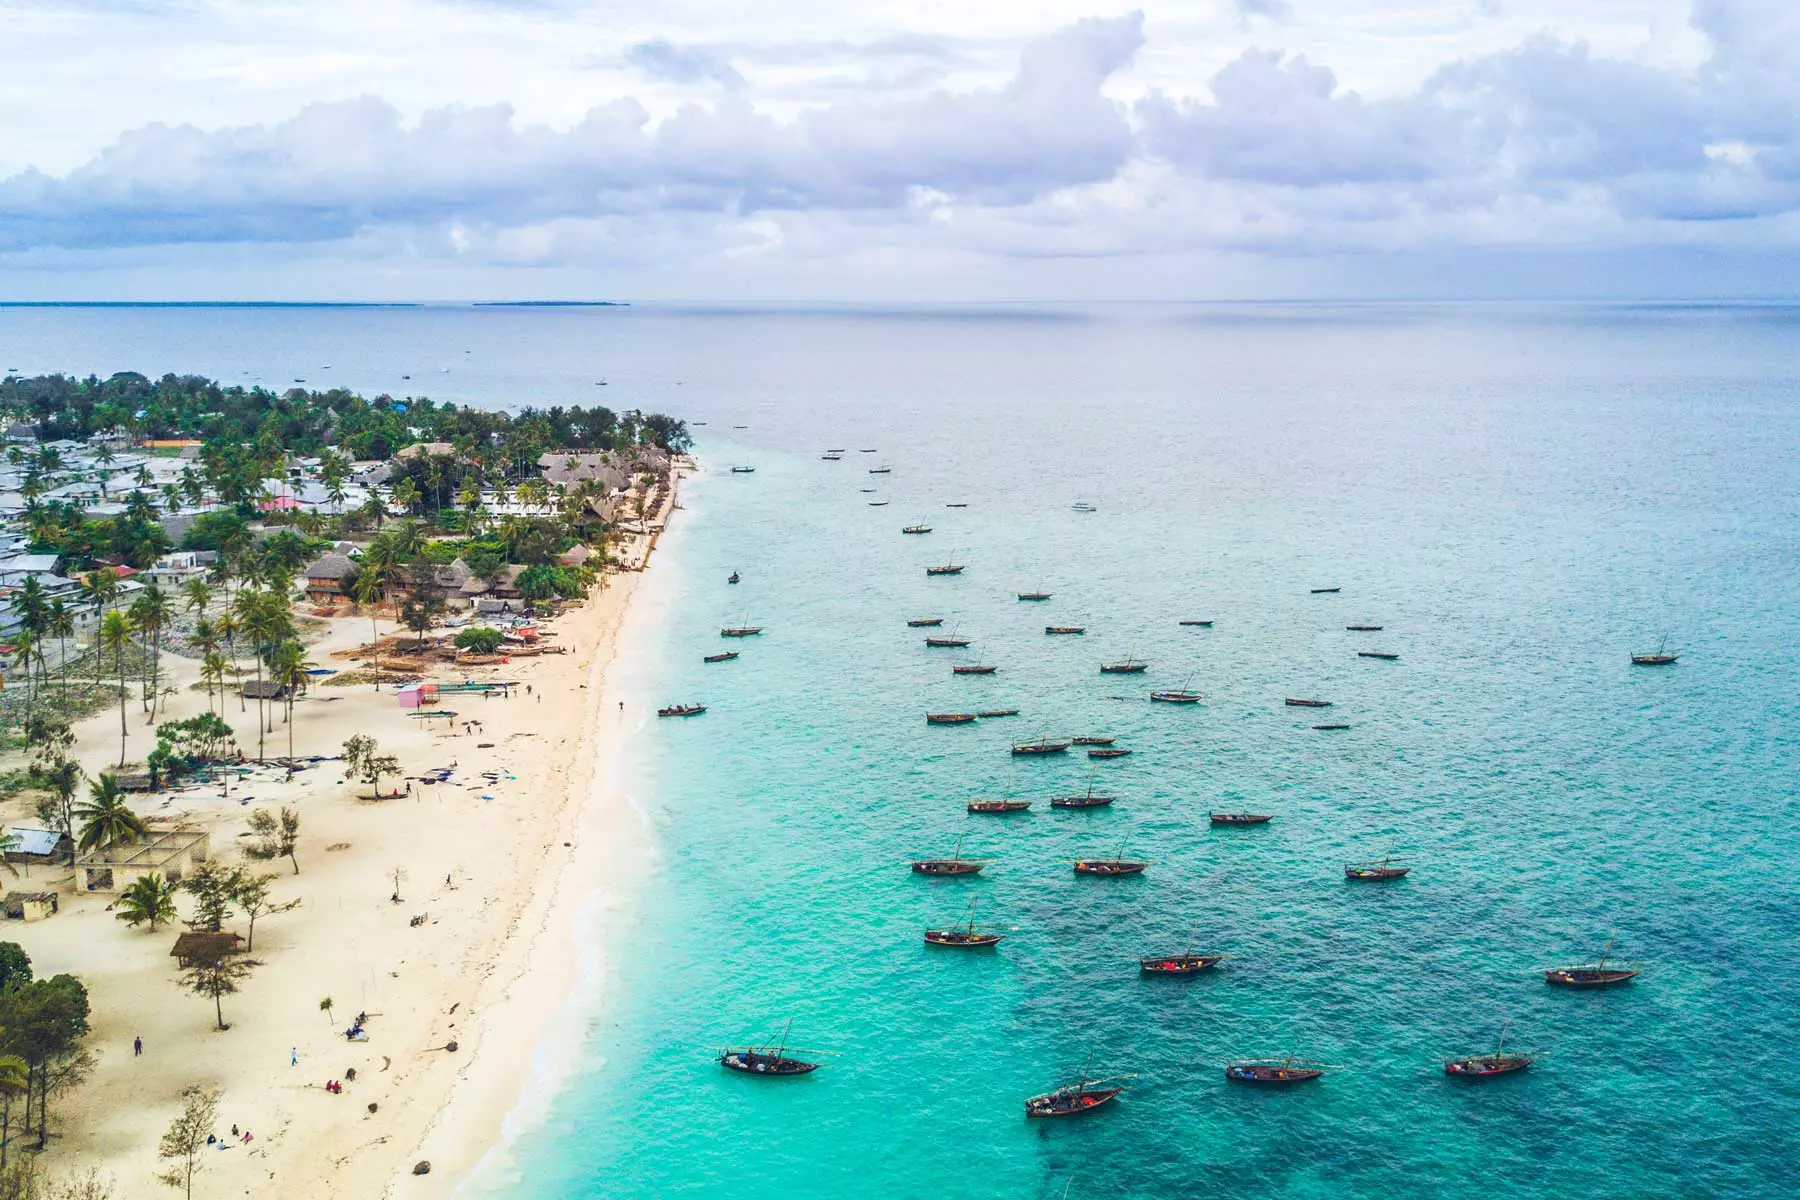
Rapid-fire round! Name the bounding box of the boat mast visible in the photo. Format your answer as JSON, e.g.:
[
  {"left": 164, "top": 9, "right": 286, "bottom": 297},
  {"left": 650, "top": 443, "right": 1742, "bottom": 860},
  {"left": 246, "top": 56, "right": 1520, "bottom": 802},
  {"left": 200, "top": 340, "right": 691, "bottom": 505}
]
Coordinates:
[
  {"left": 1598, "top": 935, "right": 1614, "bottom": 972},
  {"left": 775, "top": 1017, "right": 793, "bottom": 1061},
  {"left": 1495, "top": 1018, "right": 1511, "bottom": 1060}
]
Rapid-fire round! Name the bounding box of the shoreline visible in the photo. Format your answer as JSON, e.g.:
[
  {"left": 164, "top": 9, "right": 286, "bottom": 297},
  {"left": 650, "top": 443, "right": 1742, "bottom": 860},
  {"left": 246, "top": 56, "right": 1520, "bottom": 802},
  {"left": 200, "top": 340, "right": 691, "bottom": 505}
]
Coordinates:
[{"left": 15, "top": 466, "right": 688, "bottom": 1196}]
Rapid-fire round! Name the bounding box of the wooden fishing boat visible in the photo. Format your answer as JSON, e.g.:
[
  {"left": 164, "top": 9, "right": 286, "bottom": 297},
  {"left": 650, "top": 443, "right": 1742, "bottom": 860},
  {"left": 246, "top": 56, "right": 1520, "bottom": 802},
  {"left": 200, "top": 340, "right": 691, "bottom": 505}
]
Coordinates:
[
  {"left": 1346, "top": 624, "right": 1382, "bottom": 631},
  {"left": 907, "top": 618, "right": 945, "bottom": 627},
  {"left": 1018, "top": 591, "right": 1052, "bottom": 601},
  {"left": 1444, "top": 1022, "right": 1536, "bottom": 1078},
  {"left": 859, "top": 448, "right": 878, "bottom": 453},
  {"left": 859, "top": 488, "right": 876, "bottom": 493},
  {"left": 924, "top": 900, "right": 1004, "bottom": 947},
  {"left": 1012, "top": 738, "right": 1070, "bottom": 755},
  {"left": 1209, "top": 812, "right": 1271, "bottom": 825},
  {"left": 1100, "top": 658, "right": 1147, "bottom": 674},
  {"left": 820, "top": 453, "right": 842, "bottom": 461},
  {"left": 953, "top": 664, "right": 997, "bottom": 675},
  {"left": 1051, "top": 784, "right": 1116, "bottom": 809},
  {"left": 977, "top": 709, "right": 1020, "bottom": 718},
  {"left": 1140, "top": 953, "right": 1226, "bottom": 975},
  {"left": 1310, "top": 587, "right": 1340, "bottom": 594},
  {"left": 1045, "top": 626, "right": 1085, "bottom": 635},
  {"left": 1225, "top": 1057, "right": 1326, "bottom": 1084},
  {"left": 868, "top": 500, "right": 890, "bottom": 507},
  {"left": 1141, "top": 938, "right": 1226, "bottom": 975},
  {"left": 967, "top": 798, "right": 1031, "bottom": 814},
  {"left": 868, "top": 466, "right": 891, "bottom": 474},
  {"left": 1024, "top": 1051, "right": 1123, "bottom": 1117},
  {"left": 1286, "top": 698, "right": 1330, "bottom": 708},
  {"left": 1149, "top": 690, "right": 1200, "bottom": 703},
  {"left": 1631, "top": 652, "right": 1679, "bottom": 665},
  {"left": 925, "top": 635, "right": 972, "bottom": 648},
  {"left": 825, "top": 449, "right": 845, "bottom": 453},
  {"left": 926, "top": 563, "right": 965, "bottom": 576},
  {"left": 1545, "top": 938, "right": 1640, "bottom": 988},
  {"left": 1358, "top": 651, "right": 1400, "bottom": 660},
  {"left": 721, "top": 626, "right": 763, "bottom": 637},
  {"left": 1072, "top": 845, "right": 1147, "bottom": 875},
  {"left": 727, "top": 571, "right": 740, "bottom": 584},
  {"left": 1178, "top": 620, "right": 1214, "bottom": 627},
  {"left": 926, "top": 713, "right": 977, "bottom": 725},
  {"left": 902, "top": 524, "right": 931, "bottom": 534},
  {"left": 911, "top": 837, "right": 990, "bottom": 876},
  {"left": 945, "top": 502, "right": 968, "bottom": 508},
  {"left": 657, "top": 704, "right": 707, "bottom": 718},
  {"left": 703, "top": 652, "right": 739, "bottom": 664},
  {"left": 1314, "top": 723, "right": 1351, "bottom": 730},
  {"left": 1070, "top": 736, "right": 1114, "bottom": 746},
  {"left": 1345, "top": 858, "right": 1409, "bottom": 881},
  {"left": 1070, "top": 501, "right": 1097, "bottom": 513},
  {"left": 719, "top": 1022, "right": 819, "bottom": 1077},
  {"left": 730, "top": 466, "right": 756, "bottom": 474},
  {"left": 1088, "top": 747, "right": 1132, "bottom": 759},
  {"left": 1024, "top": 1082, "right": 1122, "bottom": 1118}
]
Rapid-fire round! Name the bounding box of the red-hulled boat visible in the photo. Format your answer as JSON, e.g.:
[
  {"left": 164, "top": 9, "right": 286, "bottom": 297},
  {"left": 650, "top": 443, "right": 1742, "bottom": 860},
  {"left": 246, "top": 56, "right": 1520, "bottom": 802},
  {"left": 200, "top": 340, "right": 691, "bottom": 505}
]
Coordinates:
[{"left": 1024, "top": 1053, "right": 1127, "bottom": 1118}]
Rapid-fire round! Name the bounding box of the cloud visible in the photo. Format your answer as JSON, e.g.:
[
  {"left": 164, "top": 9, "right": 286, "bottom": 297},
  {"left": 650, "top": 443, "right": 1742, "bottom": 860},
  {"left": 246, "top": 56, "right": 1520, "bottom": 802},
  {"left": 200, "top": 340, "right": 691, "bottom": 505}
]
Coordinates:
[
  {"left": 623, "top": 40, "right": 746, "bottom": 89},
  {"left": 3, "top": 3, "right": 1800, "bottom": 296},
  {"left": 1233, "top": 0, "right": 1294, "bottom": 21}
]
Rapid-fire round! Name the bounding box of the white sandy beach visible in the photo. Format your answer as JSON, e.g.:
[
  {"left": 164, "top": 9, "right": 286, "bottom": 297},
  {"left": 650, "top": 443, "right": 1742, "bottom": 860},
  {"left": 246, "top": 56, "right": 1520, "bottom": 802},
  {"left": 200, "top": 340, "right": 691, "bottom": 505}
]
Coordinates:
[{"left": 5, "top": 477, "right": 682, "bottom": 1197}]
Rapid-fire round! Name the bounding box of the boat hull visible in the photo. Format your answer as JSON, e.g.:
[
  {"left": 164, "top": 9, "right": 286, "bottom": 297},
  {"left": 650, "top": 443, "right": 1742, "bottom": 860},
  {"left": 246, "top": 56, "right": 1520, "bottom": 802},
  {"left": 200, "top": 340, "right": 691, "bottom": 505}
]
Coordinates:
[
  {"left": 1226, "top": 1065, "right": 1322, "bottom": 1084},
  {"left": 1073, "top": 861, "right": 1146, "bottom": 876},
  {"left": 968, "top": 801, "right": 1031, "bottom": 814},
  {"left": 1210, "top": 813, "right": 1272, "bottom": 825},
  {"left": 1024, "top": 1087, "right": 1121, "bottom": 1117},
  {"left": 1444, "top": 1056, "right": 1532, "bottom": 1077},
  {"left": 1544, "top": 969, "right": 1639, "bottom": 987},
  {"left": 1140, "top": 955, "right": 1224, "bottom": 975},
  {"left": 720, "top": 1053, "right": 818, "bottom": 1076},
  {"left": 924, "top": 931, "right": 1002, "bottom": 947},
  {"left": 911, "top": 861, "right": 984, "bottom": 875}
]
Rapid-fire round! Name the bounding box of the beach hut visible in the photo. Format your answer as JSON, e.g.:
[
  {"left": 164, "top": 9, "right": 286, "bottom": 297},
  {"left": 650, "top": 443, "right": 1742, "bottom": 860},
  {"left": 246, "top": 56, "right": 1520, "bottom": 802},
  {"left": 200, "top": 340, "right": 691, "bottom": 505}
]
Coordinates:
[
  {"left": 2, "top": 892, "right": 57, "bottom": 922},
  {"left": 170, "top": 931, "right": 245, "bottom": 968},
  {"left": 395, "top": 687, "right": 423, "bottom": 709}
]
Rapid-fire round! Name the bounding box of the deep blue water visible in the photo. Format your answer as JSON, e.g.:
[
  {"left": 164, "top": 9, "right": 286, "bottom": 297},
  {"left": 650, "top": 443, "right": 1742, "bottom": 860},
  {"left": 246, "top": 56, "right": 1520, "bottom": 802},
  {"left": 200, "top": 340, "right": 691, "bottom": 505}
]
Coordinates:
[{"left": 4, "top": 303, "right": 1797, "bottom": 1198}]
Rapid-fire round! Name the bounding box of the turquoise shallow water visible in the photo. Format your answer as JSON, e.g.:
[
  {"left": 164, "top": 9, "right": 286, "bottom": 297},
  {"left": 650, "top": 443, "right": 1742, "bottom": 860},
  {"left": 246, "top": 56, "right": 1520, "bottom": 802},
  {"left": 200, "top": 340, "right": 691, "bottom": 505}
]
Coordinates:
[
  {"left": 2, "top": 302, "right": 1795, "bottom": 1198},
  {"left": 489, "top": 306, "right": 1798, "bottom": 1199}
]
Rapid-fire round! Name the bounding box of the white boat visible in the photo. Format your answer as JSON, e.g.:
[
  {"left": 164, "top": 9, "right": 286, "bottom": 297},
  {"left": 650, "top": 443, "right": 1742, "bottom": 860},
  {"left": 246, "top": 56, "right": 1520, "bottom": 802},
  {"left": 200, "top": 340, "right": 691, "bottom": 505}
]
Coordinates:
[{"left": 1071, "top": 501, "right": 1097, "bottom": 513}]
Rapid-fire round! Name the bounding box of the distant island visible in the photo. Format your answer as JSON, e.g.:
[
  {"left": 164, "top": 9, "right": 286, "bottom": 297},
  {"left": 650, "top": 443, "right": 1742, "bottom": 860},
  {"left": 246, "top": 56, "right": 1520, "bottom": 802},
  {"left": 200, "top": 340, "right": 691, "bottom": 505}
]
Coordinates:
[{"left": 470, "top": 301, "right": 630, "bottom": 308}]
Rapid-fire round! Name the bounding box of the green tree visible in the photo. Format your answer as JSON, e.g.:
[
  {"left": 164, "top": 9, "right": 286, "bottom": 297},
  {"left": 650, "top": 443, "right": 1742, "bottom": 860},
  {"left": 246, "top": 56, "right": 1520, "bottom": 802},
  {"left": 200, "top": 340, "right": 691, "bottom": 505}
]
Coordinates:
[
  {"left": 155, "top": 1085, "right": 220, "bottom": 1197},
  {"left": 229, "top": 872, "right": 297, "bottom": 953},
  {"left": 179, "top": 863, "right": 237, "bottom": 933},
  {"left": 351, "top": 567, "right": 387, "bottom": 692},
  {"left": 128, "top": 583, "right": 175, "bottom": 721},
  {"left": 0, "top": 973, "right": 91, "bottom": 1149},
  {"left": 244, "top": 807, "right": 301, "bottom": 875},
  {"left": 178, "top": 955, "right": 257, "bottom": 1032},
  {"left": 27, "top": 759, "right": 81, "bottom": 865},
  {"left": 113, "top": 875, "right": 179, "bottom": 932},
  {"left": 268, "top": 639, "right": 312, "bottom": 760},
  {"left": 0, "top": 1053, "right": 26, "bottom": 1168},
  {"left": 97, "top": 610, "right": 132, "bottom": 766},
  {"left": 0, "top": 946, "right": 30, "bottom": 994},
  {"left": 74, "top": 775, "right": 144, "bottom": 854},
  {"left": 453, "top": 626, "right": 505, "bottom": 655},
  {"left": 181, "top": 577, "right": 212, "bottom": 622}
]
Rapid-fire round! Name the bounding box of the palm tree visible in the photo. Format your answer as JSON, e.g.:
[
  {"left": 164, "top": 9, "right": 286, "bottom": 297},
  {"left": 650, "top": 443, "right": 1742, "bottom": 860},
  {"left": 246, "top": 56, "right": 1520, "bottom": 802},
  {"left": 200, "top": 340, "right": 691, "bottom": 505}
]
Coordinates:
[
  {"left": 269, "top": 639, "right": 313, "bottom": 760},
  {"left": 75, "top": 773, "right": 145, "bottom": 852},
  {"left": 47, "top": 598, "right": 73, "bottom": 701},
  {"left": 36, "top": 757, "right": 81, "bottom": 864},
  {"left": 234, "top": 589, "right": 291, "bottom": 758},
  {"left": 114, "top": 873, "right": 179, "bottom": 931},
  {"left": 389, "top": 476, "right": 421, "bottom": 517},
  {"left": 98, "top": 611, "right": 133, "bottom": 765},
  {"left": 201, "top": 651, "right": 230, "bottom": 715},
  {"left": 214, "top": 608, "right": 245, "bottom": 713},
  {"left": 129, "top": 584, "right": 175, "bottom": 720},
  {"left": 183, "top": 577, "right": 213, "bottom": 622},
  {"left": 351, "top": 568, "right": 387, "bottom": 691}
]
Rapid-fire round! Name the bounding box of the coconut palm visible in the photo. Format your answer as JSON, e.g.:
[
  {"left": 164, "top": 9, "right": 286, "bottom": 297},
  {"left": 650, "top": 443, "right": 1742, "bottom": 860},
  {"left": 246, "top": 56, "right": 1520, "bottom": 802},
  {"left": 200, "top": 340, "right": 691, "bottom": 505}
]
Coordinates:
[
  {"left": 129, "top": 583, "right": 175, "bottom": 720},
  {"left": 98, "top": 610, "right": 133, "bottom": 765},
  {"left": 182, "top": 577, "right": 213, "bottom": 622},
  {"left": 76, "top": 773, "right": 145, "bottom": 852},
  {"left": 269, "top": 639, "right": 314, "bottom": 760},
  {"left": 201, "top": 651, "right": 230, "bottom": 715},
  {"left": 47, "top": 598, "right": 74, "bottom": 700},
  {"left": 114, "top": 873, "right": 179, "bottom": 931},
  {"left": 351, "top": 567, "right": 387, "bottom": 692}
]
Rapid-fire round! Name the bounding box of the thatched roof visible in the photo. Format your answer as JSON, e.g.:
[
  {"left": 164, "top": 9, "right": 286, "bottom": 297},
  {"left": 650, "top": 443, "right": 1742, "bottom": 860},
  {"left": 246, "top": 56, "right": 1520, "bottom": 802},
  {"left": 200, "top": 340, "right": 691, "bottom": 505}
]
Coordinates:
[
  {"left": 304, "top": 553, "right": 356, "bottom": 581},
  {"left": 240, "top": 680, "right": 287, "bottom": 699},
  {"left": 170, "top": 931, "right": 244, "bottom": 966}
]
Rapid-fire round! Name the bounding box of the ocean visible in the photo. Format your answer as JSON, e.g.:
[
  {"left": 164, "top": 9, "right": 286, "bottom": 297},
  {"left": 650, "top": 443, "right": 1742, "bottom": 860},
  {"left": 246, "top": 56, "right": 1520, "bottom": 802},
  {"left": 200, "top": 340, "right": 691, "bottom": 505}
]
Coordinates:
[{"left": 5, "top": 302, "right": 1797, "bottom": 1198}]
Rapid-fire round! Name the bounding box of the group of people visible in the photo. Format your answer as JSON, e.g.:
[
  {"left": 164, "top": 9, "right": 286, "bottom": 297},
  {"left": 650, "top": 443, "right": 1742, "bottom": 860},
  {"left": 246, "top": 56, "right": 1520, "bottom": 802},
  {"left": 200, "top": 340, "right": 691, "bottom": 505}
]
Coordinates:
[{"left": 207, "top": 1126, "right": 252, "bottom": 1149}]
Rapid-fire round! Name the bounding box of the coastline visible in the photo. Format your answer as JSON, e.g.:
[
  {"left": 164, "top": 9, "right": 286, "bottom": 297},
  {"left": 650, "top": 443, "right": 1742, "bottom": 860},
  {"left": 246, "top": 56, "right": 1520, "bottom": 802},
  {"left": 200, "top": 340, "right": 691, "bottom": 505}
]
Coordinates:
[{"left": 17, "top": 467, "right": 686, "bottom": 1196}]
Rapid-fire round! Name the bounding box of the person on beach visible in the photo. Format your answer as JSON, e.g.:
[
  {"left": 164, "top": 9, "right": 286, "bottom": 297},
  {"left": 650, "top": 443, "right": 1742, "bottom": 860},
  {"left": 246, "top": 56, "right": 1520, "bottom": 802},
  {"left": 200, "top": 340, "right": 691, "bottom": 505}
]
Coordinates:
[{"left": 134, "top": 1035, "right": 142, "bottom": 1056}]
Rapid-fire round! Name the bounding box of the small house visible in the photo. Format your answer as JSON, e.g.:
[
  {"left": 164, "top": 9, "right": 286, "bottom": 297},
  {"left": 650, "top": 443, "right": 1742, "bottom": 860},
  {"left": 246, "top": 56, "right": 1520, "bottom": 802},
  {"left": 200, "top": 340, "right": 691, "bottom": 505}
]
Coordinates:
[
  {"left": 302, "top": 553, "right": 357, "bottom": 604},
  {"left": 2, "top": 893, "right": 57, "bottom": 922},
  {"left": 240, "top": 679, "right": 287, "bottom": 701},
  {"left": 4, "top": 827, "right": 72, "bottom": 866},
  {"left": 74, "top": 824, "right": 209, "bottom": 892}
]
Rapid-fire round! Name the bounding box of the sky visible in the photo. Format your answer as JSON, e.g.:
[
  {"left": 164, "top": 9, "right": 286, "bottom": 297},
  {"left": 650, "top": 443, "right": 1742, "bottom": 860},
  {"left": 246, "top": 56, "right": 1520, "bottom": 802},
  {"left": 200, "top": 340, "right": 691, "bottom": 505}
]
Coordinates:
[{"left": 0, "top": 0, "right": 1797, "bottom": 301}]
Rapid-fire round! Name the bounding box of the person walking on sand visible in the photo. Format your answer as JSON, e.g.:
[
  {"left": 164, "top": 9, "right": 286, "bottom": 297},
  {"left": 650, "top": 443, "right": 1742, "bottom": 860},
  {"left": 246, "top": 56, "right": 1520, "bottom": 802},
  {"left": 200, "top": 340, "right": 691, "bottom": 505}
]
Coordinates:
[
  {"left": 134, "top": 1035, "right": 142, "bottom": 1056},
  {"left": 291, "top": 1047, "right": 298, "bottom": 1067}
]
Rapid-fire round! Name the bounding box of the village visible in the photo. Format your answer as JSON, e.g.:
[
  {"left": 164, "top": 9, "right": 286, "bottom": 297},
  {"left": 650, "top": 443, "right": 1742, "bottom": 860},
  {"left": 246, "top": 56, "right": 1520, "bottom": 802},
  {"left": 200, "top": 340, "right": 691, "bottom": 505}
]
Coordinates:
[{"left": 0, "top": 372, "right": 685, "bottom": 1198}]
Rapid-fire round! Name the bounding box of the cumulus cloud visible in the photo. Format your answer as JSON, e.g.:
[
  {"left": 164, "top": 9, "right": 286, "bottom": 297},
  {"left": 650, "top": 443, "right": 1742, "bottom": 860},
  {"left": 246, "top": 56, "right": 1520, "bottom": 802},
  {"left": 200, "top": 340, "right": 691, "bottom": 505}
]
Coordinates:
[{"left": 2, "top": 1, "right": 1800, "bottom": 293}]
